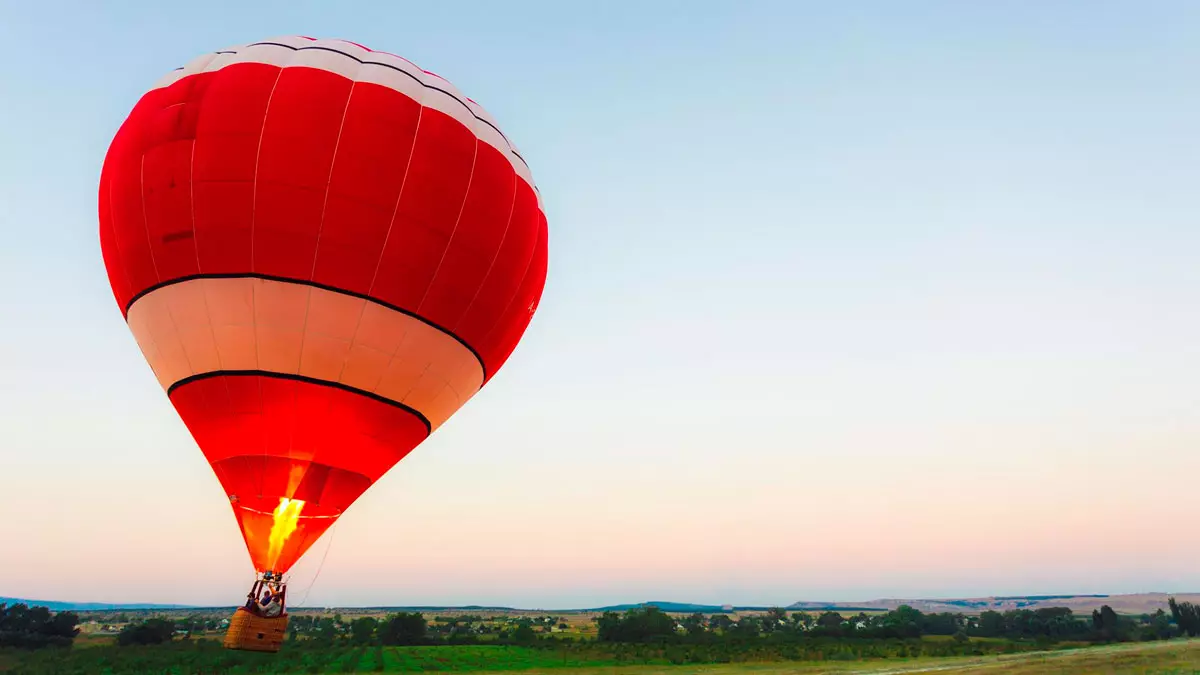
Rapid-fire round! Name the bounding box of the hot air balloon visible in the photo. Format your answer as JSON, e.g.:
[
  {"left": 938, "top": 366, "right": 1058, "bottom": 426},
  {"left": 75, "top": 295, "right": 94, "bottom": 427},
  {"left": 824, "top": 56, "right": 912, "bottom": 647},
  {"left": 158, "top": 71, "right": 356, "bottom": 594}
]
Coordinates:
[{"left": 98, "top": 36, "right": 547, "bottom": 651}]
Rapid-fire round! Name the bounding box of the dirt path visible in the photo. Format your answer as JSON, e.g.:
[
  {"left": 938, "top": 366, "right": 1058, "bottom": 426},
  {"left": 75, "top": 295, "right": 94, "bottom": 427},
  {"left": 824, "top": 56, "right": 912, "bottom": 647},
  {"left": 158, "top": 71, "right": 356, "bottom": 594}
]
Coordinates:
[{"left": 840, "top": 639, "right": 1191, "bottom": 674}]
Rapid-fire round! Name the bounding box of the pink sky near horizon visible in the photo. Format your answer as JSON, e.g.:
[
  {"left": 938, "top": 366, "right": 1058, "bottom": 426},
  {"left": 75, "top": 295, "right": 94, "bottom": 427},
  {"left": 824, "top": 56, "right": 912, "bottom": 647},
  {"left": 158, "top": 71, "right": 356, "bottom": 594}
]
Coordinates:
[{"left": 5, "top": 385, "right": 1198, "bottom": 607}]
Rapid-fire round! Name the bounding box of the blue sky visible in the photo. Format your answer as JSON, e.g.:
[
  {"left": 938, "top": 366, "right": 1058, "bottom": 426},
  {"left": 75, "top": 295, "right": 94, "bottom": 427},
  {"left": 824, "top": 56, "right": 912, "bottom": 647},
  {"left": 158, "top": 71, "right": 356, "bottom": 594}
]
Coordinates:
[{"left": 2, "top": 1, "right": 1199, "bottom": 608}]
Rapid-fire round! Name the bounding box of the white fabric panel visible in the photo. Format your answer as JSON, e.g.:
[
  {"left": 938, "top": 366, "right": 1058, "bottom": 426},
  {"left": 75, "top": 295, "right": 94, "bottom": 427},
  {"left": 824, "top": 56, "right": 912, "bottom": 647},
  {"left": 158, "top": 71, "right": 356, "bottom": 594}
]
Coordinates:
[
  {"left": 142, "top": 36, "right": 539, "bottom": 198},
  {"left": 127, "top": 277, "right": 485, "bottom": 430}
]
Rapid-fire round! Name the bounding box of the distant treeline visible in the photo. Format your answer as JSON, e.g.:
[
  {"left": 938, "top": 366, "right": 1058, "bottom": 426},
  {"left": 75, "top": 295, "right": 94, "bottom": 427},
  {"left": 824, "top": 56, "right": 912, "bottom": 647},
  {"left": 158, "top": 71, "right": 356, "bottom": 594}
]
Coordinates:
[
  {"left": 285, "top": 612, "right": 546, "bottom": 646},
  {"left": 10, "top": 596, "right": 1200, "bottom": 655},
  {"left": 276, "top": 601, "right": 1200, "bottom": 648},
  {"left": 594, "top": 602, "right": 1194, "bottom": 645}
]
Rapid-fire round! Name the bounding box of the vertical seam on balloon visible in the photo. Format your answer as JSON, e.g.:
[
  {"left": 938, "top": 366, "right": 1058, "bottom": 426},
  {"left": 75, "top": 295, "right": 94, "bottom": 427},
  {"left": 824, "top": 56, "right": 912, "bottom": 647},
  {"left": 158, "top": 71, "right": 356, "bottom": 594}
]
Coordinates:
[
  {"left": 369, "top": 308, "right": 418, "bottom": 404},
  {"left": 396, "top": 362, "right": 435, "bottom": 421},
  {"left": 444, "top": 359, "right": 475, "bottom": 409},
  {"left": 251, "top": 281, "right": 267, "bottom": 503},
  {"left": 105, "top": 180, "right": 136, "bottom": 316},
  {"left": 255, "top": 382, "right": 267, "bottom": 504},
  {"left": 487, "top": 264, "right": 543, "bottom": 376},
  {"left": 366, "top": 312, "right": 413, "bottom": 398},
  {"left": 161, "top": 285, "right": 198, "bottom": 383},
  {"left": 192, "top": 69, "right": 235, "bottom": 410},
  {"left": 299, "top": 75, "right": 358, "bottom": 390},
  {"left": 367, "top": 106, "right": 424, "bottom": 297},
  {"left": 308, "top": 77, "right": 359, "bottom": 281},
  {"left": 317, "top": 365, "right": 341, "bottom": 486},
  {"left": 187, "top": 138, "right": 202, "bottom": 276},
  {"left": 402, "top": 136, "right": 481, "bottom": 420},
  {"left": 450, "top": 174, "right": 520, "bottom": 335},
  {"left": 413, "top": 137, "right": 480, "bottom": 315},
  {"left": 140, "top": 150, "right": 198, "bottom": 388},
  {"left": 130, "top": 301, "right": 167, "bottom": 387},
  {"left": 334, "top": 97, "right": 426, "bottom": 389},
  {"left": 245, "top": 37, "right": 277, "bottom": 504},
  {"left": 477, "top": 222, "right": 541, "bottom": 348},
  {"left": 201, "top": 279, "right": 234, "bottom": 437},
  {"left": 289, "top": 288, "right": 315, "bottom": 484},
  {"left": 138, "top": 153, "right": 162, "bottom": 283},
  {"left": 249, "top": 67, "right": 286, "bottom": 274},
  {"left": 250, "top": 279, "right": 262, "bottom": 372},
  {"left": 285, "top": 378, "right": 300, "bottom": 511},
  {"left": 188, "top": 143, "right": 224, "bottom": 373},
  {"left": 360, "top": 100, "right": 436, "bottom": 410},
  {"left": 294, "top": 285, "right": 314, "bottom": 394},
  {"left": 109, "top": 167, "right": 165, "bottom": 383}
]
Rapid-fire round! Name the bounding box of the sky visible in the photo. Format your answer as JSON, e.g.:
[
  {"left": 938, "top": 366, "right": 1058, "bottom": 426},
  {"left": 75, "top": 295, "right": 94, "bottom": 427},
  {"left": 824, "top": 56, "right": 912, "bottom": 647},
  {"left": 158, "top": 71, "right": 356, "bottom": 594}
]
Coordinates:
[{"left": 1, "top": 0, "right": 1199, "bottom": 609}]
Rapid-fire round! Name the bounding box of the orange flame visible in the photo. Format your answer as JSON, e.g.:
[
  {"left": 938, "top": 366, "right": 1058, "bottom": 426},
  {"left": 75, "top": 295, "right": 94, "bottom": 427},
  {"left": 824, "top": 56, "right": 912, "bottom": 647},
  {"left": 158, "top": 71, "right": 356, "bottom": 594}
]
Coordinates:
[{"left": 265, "top": 498, "right": 305, "bottom": 571}]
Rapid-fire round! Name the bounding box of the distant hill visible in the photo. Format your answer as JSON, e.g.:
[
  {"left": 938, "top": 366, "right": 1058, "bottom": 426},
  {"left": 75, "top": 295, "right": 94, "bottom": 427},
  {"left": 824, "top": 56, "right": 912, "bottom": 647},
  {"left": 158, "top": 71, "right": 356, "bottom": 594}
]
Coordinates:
[
  {"left": 0, "top": 597, "right": 192, "bottom": 611},
  {"left": 589, "top": 601, "right": 729, "bottom": 613},
  {"left": 787, "top": 593, "right": 1200, "bottom": 615}
]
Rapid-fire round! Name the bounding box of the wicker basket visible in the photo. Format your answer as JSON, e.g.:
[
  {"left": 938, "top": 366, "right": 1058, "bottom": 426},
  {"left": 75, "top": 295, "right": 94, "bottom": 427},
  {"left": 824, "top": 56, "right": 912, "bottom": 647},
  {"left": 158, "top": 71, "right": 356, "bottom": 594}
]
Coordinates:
[{"left": 223, "top": 607, "right": 288, "bottom": 652}]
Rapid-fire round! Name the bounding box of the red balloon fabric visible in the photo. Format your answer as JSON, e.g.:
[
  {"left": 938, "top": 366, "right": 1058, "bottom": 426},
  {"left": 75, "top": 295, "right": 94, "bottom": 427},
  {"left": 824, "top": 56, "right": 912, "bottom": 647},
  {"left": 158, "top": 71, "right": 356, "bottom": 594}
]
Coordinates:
[{"left": 99, "top": 36, "right": 547, "bottom": 574}]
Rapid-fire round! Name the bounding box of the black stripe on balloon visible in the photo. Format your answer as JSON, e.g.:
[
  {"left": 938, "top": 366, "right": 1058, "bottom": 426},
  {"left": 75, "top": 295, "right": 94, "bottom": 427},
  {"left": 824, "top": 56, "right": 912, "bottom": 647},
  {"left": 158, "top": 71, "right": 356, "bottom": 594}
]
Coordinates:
[
  {"left": 123, "top": 272, "right": 488, "bottom": 380},
  {"left": 167, "top": 370, "right": 433, "bottom": 434},
  {"left": 218, "top": 41, "right": 530, "bottom": 172}
]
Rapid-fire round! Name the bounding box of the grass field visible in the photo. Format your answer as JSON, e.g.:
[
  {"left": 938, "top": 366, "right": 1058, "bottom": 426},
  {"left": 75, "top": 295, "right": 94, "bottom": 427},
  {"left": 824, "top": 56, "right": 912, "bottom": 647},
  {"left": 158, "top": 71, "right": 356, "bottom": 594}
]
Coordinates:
[
  {"left": 561, "top": 640, "right": 1200, "bottom": 673},
  {"left": 1, "top": 644, "right": 611, "bottom": 674},
  {"left": 3, "top": 640, "right": 1199, "bottom": 674}
]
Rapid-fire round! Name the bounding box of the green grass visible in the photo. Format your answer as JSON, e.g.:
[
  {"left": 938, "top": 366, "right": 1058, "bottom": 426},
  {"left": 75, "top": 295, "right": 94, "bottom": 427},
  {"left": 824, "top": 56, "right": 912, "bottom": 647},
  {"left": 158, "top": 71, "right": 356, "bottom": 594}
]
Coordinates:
[
  {"left": 4, "top": 640, "right": 1200, "bottom": 675},
  {"left": 0, "top": 643, "right": 613, "bottom": 675}
]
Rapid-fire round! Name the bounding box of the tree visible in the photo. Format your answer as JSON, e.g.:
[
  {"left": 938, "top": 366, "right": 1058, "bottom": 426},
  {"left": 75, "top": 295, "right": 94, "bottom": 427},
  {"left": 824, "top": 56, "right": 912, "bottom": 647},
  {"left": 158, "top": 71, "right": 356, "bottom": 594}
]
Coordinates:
[
  {"left": 117, "top": 619, "right": 175, "bottom": 646},
  {"left": 1145, "top": 609, "right": 1174, "bottom": 640},
  {"left": 680, "top": 612, "right": 707, "bottom": 637},
  {"left": 881, "top": 605, "right": 923, "bottom": 638},
  {"left": 0, "top": 604, "right": 80, "bottom": 648},
  {"left": 708, "top": 614, "right": 734, "bottom": 632},
  {"left": 977, "top": 610, "right": 1004, "bottom": 638},
  {"left": 790, "top": 612, "right": 813, "bottom": 631},
  {"left": 1170, "top": 597, "right": 1200, "bottom": 637},
  {"left": 48, "top": 611, "right": 81, "bottom": 640},
  {"left": 350, "top": 617, "right": 378, "bottom": 645},
  {"left": 595, "top": 611, "right": 622, "bottom": 641},
  {"left": 1032, "top": 607, "right": 1077, "bottom": 639},
  {"left": 816, "top": 611, "right": 845, "bottom": 630},
  {"left": 728, "top": 616, "right": 761, "bottom": 641},
  {"left": 921, "top": 611, "right": 966, "bottom": 637},
  {"left": 595, "top": 607, "right": 678, "bottom": 643},
  {"left": 763, "top": 607, "right": 788, "bottom": 631},
  {"left": 1092, "top": 605, "right": 1124, "bottom": 642},
  {"left": 512, "top": 620, "right": 537, "bottom": 645},
  {"left": 380, "top": 612, "right": 427, "bottom": 646},
  {"left": 312, "top": 617, "right": 338, "bottom": 645}
]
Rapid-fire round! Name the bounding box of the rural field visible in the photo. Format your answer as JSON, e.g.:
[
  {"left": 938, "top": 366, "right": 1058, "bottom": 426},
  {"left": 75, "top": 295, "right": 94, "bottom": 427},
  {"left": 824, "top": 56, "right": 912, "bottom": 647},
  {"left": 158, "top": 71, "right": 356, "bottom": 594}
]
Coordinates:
[
  {"left": 8, "top": 599, "right": 1200, "bottom": 674},
  {"left": 4, "top": 639, "right": 1200, "bottom": 675},
  {"left": 579, "top": 640, "right": 1200, "bottom": 673}
]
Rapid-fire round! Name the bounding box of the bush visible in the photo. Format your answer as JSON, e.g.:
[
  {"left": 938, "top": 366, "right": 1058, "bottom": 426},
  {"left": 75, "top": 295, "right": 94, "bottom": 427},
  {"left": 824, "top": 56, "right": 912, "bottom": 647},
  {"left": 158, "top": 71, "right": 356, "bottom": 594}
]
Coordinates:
[
  {"left": 379, "top": 612, "right": 427, "bottom": 646},
  {"left": 117, "top": 618, "right": 175, "bottom": 646}
]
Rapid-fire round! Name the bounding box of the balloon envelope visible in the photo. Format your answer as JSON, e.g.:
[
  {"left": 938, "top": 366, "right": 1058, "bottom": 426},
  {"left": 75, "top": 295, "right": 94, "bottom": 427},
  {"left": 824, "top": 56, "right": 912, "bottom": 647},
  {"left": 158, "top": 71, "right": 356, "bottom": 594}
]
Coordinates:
[{"left": 99, "top": 36, "right": 547, "bottom": 574}]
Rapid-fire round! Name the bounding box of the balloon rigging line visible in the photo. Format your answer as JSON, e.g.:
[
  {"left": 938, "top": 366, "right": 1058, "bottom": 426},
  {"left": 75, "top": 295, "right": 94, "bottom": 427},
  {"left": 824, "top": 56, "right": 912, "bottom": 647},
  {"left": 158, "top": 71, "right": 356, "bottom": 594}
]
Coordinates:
[{"left": 296, "top": 521, "right": 338, "bottom": 608}]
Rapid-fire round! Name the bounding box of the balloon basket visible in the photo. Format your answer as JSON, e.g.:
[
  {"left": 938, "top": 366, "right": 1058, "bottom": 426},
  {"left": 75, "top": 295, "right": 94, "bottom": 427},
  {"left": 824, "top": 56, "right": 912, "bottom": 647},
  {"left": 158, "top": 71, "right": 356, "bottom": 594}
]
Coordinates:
[{"left": 223, "top": 607, "right": 288, "bottom": 652}]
